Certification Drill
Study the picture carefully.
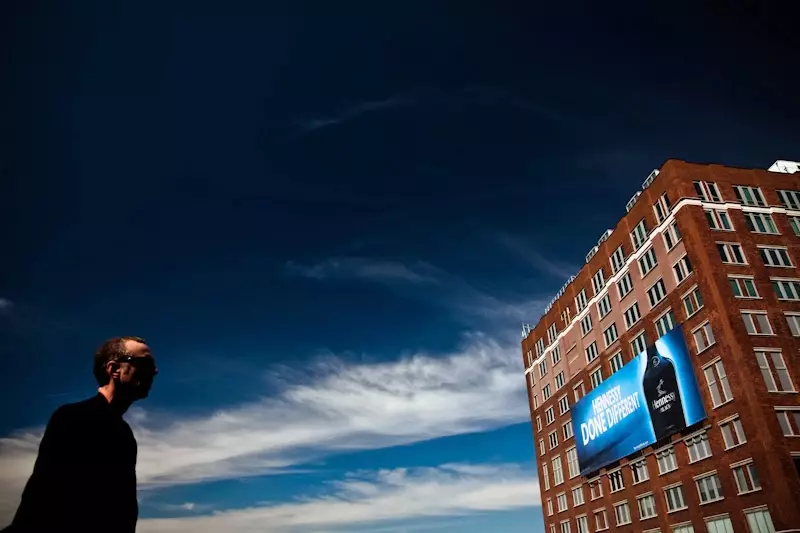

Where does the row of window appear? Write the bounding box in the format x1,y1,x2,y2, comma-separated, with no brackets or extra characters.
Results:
706,206,800,236
717,241,795,267
695,180,800,211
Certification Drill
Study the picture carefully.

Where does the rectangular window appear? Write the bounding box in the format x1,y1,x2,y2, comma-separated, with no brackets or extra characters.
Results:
745,508,776,533
705,359,733,407
656,310,677,338
673,524,695,533
692,321,715,352
561,307,572,325
555,371,566,390
705,516,734,533
552,345,562,365
772,278,800,300
594,509,608,531
631,331,647,356
576,289,588,312
589,478,603,500
573,381,585,403
536,416,542,432
791,216,800,236
654,193,671,223
590,367,603,389
732,460,761,494
576,515,589,533
614,501,631,526
742,311,774,335
664,484,687,512
549,430,559,450
639,247,658,277
624,302,641,328
539,439,546,456
567,447,580,478
776,408,800,436
533,395,539,409
553,455,564,485
706,209,733,230
603,323,619,348
682,285,704,317
559,395,570,415
657,446,678,475
685,432,712,463
539,359,548,378
760,246,793,267
585,342,598,363
536,338,546,356
663,221,682,250
611,245,626,274
786,313,800,336
572,485,584,506
694,180,721,202
695,472,724,504
563,419,574,441
547,497,553,516
631,458,649,484
618,272,634,300
610,351,624,373
718,242,746,264
560,520,571,533
638,493,657,520
744,211,779,234
729,276,759,298
608,470,624,492
580,314,593,336
548,324,558,345
592,269,606,295
546,407,555,425
755,349,794,392
526,349,534,368
734,185,766,206
720,416,746,449
543,384,552,400
673,255,693,284
647,279,667,307
778,189,800,210
557,492,568,512
631,219,648,251
543,463,550,490
597,294,612,319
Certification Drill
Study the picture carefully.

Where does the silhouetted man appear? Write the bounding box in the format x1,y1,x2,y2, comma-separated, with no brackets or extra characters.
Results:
3,337,158,533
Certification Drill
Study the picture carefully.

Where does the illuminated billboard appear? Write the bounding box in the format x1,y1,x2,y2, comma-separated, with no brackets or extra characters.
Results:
572,326,706,475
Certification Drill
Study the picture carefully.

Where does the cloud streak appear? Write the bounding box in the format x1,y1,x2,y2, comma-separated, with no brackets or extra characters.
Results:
496,234,578,281
285,258,438,284
296,97,407,133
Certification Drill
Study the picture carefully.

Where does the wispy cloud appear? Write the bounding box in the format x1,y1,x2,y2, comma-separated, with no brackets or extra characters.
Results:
297,97,407,133
0,298,13,315
285,258,438,284
495,234,578,281
138,463,539,533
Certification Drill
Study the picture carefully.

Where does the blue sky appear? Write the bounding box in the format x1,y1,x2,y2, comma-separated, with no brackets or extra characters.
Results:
1,2,798,532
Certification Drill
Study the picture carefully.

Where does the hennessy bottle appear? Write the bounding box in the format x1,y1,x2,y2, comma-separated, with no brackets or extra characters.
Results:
644,345,686,441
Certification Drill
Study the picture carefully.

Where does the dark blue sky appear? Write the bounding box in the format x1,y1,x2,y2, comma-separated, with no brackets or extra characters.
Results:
1,2,798,532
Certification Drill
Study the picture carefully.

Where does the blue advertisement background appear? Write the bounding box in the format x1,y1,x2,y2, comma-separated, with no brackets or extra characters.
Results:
572,326,706,475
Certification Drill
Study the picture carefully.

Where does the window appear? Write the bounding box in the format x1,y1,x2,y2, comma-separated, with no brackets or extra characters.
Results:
550,523,556,533
776,408,800,436
631,331,647,356
543,384,552,400
563,419,574,440
553,455,564,485
590,367,603,389
576,289,588,312
772,278,800,300
759,246,793,267
683,285,704,316
695,472,723,503
734,185,766,206
555,371,566,390
778,189,800,210
790,216,800,236
561,307,572,325
647,279,667,307
742,311,773,335
533,395,539,409
638,493,657,520
537,338,546,356
592,269,606,295
656,310,677,337
597,294,612,319
664,484,686,512
560,520,571,533
639,247,658,276
673,524,695,533
549,430,559,450
718,242,746,264
559,395,570,415
539,439,546,456
705,209,733,230
656,446,678,475
589,478,603,500
624,302,641,328
618,272,634,299
729,276,759,298
744,212,779,234
694,180,721,202
557,492,568,512
572,485,584,506
610,351,624,373
685,432,712,462
631,219,648,251
608,470,624,492
705,359,733,407
552,345,562,365
543,463,550,490
614,501,631,526
573,381,585,402
546,407,555,425
631,458,649,484
663,221,682,250
525,349,534,368
539,359,548,378
745,507,776,533
536,416,542,432
673,255,693,283
576,515,589,533
787,313,800,336
720,416,746,449
705,516,734,533
755,349,794,392
654,193,671,223
567,447,579,478
547,497,554,516
611,245,626,273
594,509,608,531
692,322,715,352
580,314,593,336
603,323,619,348
586,342,598,363
548,324,558,345
732,460,761,494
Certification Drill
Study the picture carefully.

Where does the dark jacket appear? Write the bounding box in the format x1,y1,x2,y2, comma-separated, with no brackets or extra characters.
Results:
3,394,139,533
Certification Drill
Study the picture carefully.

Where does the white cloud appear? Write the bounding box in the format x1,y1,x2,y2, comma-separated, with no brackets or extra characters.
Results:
297,97,407,133
138,463,540,533
285,258,438,284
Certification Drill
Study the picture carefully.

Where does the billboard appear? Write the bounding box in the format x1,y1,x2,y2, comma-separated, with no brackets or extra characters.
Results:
573,326,706,475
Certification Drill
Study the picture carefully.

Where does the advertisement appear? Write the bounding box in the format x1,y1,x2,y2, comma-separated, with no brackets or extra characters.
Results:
572,326,706,475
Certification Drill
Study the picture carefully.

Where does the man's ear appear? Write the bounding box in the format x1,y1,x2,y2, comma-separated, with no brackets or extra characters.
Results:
106,361,120,379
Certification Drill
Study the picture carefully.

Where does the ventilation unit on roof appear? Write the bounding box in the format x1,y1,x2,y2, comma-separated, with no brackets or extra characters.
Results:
597,229,613,245
521,323,533,339
585,245,600,263
768,160,800,174
642,169,660,189
625,191,642,212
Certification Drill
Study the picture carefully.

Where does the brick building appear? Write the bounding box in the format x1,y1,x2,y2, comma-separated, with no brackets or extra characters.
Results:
522,160,800,533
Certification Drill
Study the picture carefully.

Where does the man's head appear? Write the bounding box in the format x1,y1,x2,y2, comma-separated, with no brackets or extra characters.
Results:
94,336,158,400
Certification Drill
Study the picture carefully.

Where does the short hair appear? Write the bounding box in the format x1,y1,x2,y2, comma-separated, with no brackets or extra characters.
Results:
93,336,147,386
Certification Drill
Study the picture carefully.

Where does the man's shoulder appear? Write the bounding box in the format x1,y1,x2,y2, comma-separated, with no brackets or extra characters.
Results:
51,394,106,421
